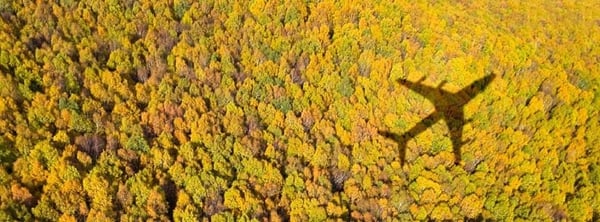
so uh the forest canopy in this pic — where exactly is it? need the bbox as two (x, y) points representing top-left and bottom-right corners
(0, 0), (599, 221)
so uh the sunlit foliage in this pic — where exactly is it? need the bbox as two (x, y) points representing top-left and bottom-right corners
(0, 0), (598, 220)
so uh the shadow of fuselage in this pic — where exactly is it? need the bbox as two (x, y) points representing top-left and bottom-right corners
(380, 74), (496, 165)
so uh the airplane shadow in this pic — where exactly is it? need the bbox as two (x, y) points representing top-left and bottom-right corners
(380, 74), (496, 165)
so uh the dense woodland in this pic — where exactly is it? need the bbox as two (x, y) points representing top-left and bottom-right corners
(0, 0), (599, 221)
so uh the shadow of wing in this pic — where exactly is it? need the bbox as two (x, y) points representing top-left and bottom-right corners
(380, 111), (443, 165)
(398, 79), (442, 105)
(455, 73), (497, 100)
(378, 130), (408, 164)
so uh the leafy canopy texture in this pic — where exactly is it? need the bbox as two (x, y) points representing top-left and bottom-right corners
(0, 0), (598, 221)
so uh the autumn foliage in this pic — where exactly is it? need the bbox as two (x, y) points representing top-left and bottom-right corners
(0, 0), (598, 221)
